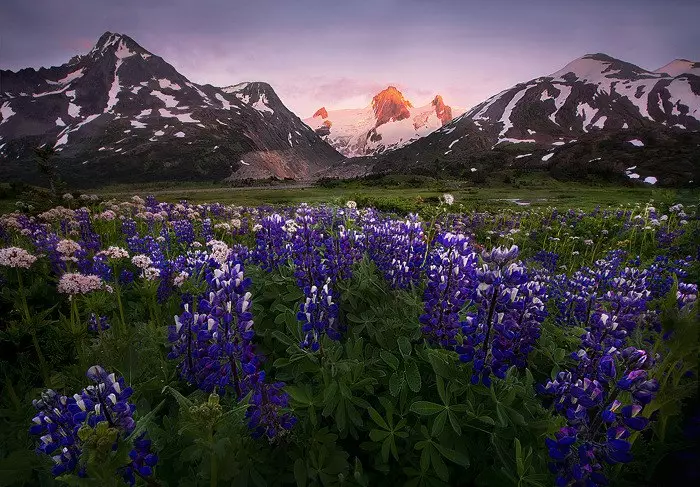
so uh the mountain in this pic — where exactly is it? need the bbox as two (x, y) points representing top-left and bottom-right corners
(462, 53), (700, 145)
(0, 32), (343, 186)
(367, 53), (700, 186)
(303, 86), (464, 157)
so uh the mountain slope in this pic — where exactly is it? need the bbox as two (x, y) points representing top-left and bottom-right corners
(367, 54), (700, 186)
(462, 53), (700, 145)
(0, 32), (343, 186)
(303, 86), (464, 157)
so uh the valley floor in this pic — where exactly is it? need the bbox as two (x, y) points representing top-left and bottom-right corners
(94, 181), (698, 212)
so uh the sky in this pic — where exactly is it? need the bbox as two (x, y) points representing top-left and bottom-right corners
(1, 0), (699, 117)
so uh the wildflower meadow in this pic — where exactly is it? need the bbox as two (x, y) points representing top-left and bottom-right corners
(0, 194), (698, 486)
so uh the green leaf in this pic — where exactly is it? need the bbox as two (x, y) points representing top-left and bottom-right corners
(389, 372), (403, 397)
(294, 458), (307, 487)
(514, 438), (524, 478)
(430, 445), (450, 481)
(477, 415), (496, 426)
(436, 376), (447, 404)
(272, 330), (296, 347)
(162, 385), (193, 409)
(369, 429), (390, 442)
(285, 385), (311, 405)
(367, 407), (389, 430)
(398, 336), (412, 357)
(405, 359), (422, 393)
(432, 410), (447, 437)
(380, 350), (400, 370)
(410, 401), (445, 416)
(496, 403), (508, 427)
(128, 399), (165, 441)
(420, 448), (431, 473)
(447, 410), (462, 436)
(381, 437), (391, 463)
(434, 443), (470, 467)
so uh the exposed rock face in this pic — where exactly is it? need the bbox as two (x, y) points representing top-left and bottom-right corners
(313, 107), (329, 119)
(371, 86), (412, 126)
(302, 86), (464, 157)
(432, 95), (453, 125)
(0, 32), (344, 186)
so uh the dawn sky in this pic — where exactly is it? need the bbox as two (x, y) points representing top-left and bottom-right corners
(1, 0), (699, 117)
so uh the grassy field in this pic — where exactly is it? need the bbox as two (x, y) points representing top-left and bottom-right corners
(2, 176), (698, 214)
(97, 181), (696, 212)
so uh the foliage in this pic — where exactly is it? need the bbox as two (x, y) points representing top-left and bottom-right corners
(0, 195), (698, 486)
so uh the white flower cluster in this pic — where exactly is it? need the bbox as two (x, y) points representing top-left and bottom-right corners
(0, 247), (37, 269)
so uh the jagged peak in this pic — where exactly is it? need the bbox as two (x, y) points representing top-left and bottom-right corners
(371, 86), (413, 127)
(89, 31), (150, 58)
(313, 107), (328, 119)
(372, 86), (413, 109)
(431, 95), (453, 126)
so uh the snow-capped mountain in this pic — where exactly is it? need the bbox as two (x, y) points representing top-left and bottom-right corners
(0, 32), (343, 186)
(303, 86), (464, 157)
(461, 53), (700, 145)
(368, 54), (700, 186)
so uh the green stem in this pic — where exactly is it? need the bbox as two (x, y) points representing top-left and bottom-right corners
(209, 429), (218, 487)
(17, 270), (50, 385)
(72, 298), (85, 366)
(114, 274), (127, 333)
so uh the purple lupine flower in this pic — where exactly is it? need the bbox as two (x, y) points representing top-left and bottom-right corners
(87, 314), (110, 333)
(172, 219), (196, 246)
(252, 213), (289, 272)
(457, 245), (544, 386)
(29, 366), (157, 483)
(420, 232), (476, 348)
(120, 433), (159, 485)
(168, 257), (296, 439)
(297, 279), (341, 351)
(246, 382), (297, 440)
(30, 389), (81, 476)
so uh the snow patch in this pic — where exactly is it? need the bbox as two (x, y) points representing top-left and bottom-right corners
(174, 131), (185, 138)
(131, 120), (146, 128)
(448, 138), (461, 149)
(105, 42), (134, 113)
(541, 153), (554, 161)
(215, 93), (234, 109)
(55, 117), (66, 126)
(240, 160), (250, 166)
(154, 130), (165, 136)
(644, 176), (657, 184)
(152, 90), (179, 108)
(498, 88), (529, 138)
(497, 138), (537, 145)
(470, 167), (477, 172)
(0, 102), (16, 124)
(515, 153), (532, 159)
(592, 115), (607, 129)
(158, 79), (181, 90)
(628, 139), (644, 147)
(252, 94), (274, 114)
(158, 109), (199, 123)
